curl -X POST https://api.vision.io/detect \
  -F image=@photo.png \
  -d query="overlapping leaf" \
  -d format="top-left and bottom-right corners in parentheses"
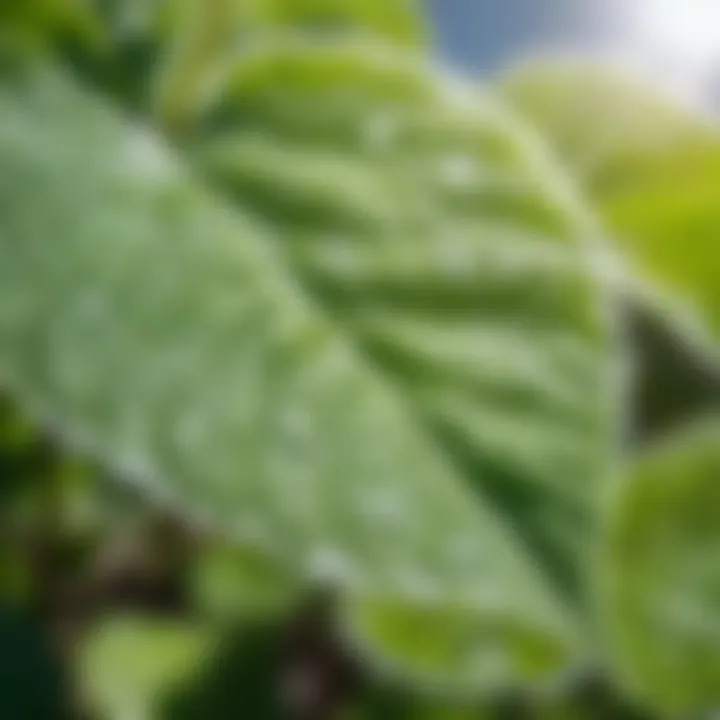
top-left (600, 420), bottom-right (720, 713)
top-left (0, 64), bottom-right (588, 691)
top-left (503, 62), bottom-right (720, 338)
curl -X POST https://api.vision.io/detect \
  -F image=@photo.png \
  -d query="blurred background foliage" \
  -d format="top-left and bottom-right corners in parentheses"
top-left (1, 1), bottom-right (719, 718)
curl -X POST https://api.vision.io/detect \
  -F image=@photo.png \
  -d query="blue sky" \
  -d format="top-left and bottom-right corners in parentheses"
top-left (427, 0), bottom-right (720, 106)
top-left (428, 0), bottom-right (628, 74)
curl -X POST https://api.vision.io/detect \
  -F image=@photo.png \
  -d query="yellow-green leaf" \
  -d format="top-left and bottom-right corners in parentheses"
top-left (600, 419), bottom-right (720, 713)
top-left (504, 62), bottom-right (720, 338)
top-left (80, 615), bottom-right (214, 720)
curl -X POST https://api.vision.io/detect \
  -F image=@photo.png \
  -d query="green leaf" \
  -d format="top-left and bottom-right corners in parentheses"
top-left (599, 419), bottom-right (720, 713)
top-left (0, 0), bottom-right (101, 49)
top-left (152, 0), bottom-right (425, 139)
top-left (93, 0), bottom-right (424, 45)
top-left (191, 543), bottom-right (301, 621)
top-left (0, 64), bottom-right (586, 693)
top-left (352, 691), bottom-right (489, 720)
top-left (194, 41), bottom-right (617, 593)
top-left (503, 62), bottom-right (720, 339)
top-left (241, 0), bottom-right (425, 45)
top-left (155, 623), bottom-right (287, 720)
top-left (80, 615), bottom-right (215, 719)
top-left (345, 598), bottom-right (570, 696)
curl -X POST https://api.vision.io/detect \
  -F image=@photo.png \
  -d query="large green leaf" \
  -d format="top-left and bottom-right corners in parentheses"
top-left (193, 41), bottom-right (617, 593)
top-left (599, 420), bottom-right (720, 713)
top-left (0, 64), bottom-right (587, 692)
top-left (503, 62), bottom-right (720, 338)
